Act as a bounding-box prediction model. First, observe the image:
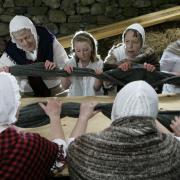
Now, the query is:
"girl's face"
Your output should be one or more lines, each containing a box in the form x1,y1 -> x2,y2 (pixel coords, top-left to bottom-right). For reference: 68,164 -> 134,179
12,29 -> 36,52
74,41 -> 92,62
124,30 -> 142,58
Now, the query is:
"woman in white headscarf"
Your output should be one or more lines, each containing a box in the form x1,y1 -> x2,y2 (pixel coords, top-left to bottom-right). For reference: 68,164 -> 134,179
0,15 -> 69,97
0,72 -> 67,179
104,23 -> 159,72
67,80 -> 180,180
160,40 -> 180,93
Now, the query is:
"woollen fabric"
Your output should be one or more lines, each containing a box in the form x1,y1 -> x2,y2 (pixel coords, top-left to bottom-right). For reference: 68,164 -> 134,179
111,80 -> 158,121
67,116 -> 180,180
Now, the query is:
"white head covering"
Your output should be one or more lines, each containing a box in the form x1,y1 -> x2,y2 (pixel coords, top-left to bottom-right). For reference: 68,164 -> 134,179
122,23 -> 145,46
0,72 -> 21,126
9,15 -> 37,50
111,80 -> 158,121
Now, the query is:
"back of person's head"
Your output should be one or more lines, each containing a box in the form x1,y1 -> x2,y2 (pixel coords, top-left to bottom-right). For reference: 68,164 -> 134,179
0,72 -> 20,125
71,30 -> 99,62
122,23 -> 145,47
111,80 -> 158,121
9,15 -> 37,49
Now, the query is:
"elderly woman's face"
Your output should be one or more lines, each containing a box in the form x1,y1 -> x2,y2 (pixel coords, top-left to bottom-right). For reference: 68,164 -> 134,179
124,30 -> 142,58
12,29 -> 36,52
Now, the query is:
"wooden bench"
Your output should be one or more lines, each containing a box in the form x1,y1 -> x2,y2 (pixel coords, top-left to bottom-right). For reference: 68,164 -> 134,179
58,6 -> 180,48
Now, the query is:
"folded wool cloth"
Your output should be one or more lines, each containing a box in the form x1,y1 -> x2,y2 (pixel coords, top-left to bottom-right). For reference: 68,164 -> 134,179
15,102 -> 112,128
16,102 -> 180,129
9,62 -> 180,88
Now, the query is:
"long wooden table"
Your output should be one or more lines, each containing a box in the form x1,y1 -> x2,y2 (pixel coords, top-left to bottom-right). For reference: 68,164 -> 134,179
20,94 -> 180,176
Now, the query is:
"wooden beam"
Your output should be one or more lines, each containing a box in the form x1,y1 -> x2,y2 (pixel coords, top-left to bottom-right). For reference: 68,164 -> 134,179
58,6 -> 180,48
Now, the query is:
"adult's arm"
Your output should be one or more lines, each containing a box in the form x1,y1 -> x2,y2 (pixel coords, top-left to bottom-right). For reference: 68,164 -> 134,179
39,100 -> 67,171
39,99 -> 65,141
70,102 -> 99,139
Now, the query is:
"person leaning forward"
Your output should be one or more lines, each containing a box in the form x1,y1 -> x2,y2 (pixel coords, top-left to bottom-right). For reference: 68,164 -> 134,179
0,15 -> 69,97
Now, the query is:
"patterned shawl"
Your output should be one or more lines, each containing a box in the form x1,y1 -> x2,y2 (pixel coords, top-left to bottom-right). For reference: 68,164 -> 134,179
68,116 -> 180,180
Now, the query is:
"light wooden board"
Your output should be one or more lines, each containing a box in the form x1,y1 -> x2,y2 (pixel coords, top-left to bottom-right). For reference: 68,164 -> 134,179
58,6 -> 180,48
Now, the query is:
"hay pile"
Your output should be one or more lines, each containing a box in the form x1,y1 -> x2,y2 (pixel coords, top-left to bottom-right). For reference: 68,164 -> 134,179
146,27 -> 180,58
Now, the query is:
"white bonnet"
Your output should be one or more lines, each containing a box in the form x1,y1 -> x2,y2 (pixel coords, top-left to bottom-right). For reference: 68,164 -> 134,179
122,23 -> 145,46
111,80 -> 158,121
0,72 -> 21,125
9,15 -> 37,49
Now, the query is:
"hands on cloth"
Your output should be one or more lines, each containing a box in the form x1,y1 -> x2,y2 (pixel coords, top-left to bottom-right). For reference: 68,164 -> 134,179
39,99 -> 65,140
44,60 -> 56,70
70,102 -> 100,139
0,66 -> 9,72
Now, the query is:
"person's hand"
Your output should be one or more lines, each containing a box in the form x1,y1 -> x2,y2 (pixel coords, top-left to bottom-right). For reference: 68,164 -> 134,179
44,60 -> 56,70
118,61 -> 131,71
0,66 -> 9,72
64,65 -> 73,74
144,63 -> 155,72
79,102 -> 99,121
95,68 -> 103,75
170,116 -> 180,137
39,99 -> 62,119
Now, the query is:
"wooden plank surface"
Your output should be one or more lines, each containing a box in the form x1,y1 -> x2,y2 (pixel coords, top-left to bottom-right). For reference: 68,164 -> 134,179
58,6 -> 180,48
20,94 -> 180,176
20,96 -> 114,139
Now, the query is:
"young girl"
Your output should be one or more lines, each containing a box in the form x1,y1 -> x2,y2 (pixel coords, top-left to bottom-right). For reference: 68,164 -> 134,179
103,23 -> 160,94
62,31 -> 104,96
104,23 -> 159,71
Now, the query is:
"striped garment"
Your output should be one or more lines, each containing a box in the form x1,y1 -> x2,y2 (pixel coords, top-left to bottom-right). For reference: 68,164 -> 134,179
68,116 -> 180,180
